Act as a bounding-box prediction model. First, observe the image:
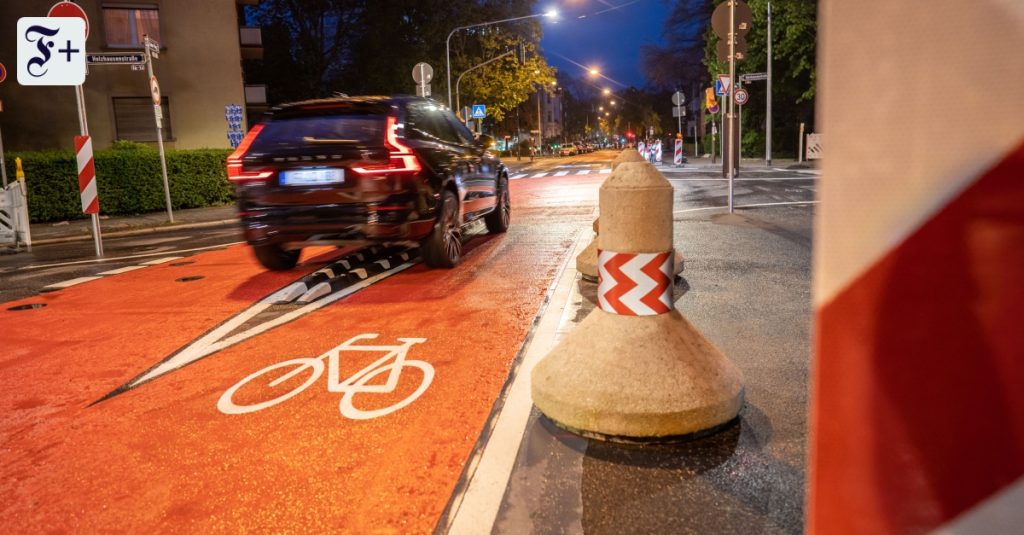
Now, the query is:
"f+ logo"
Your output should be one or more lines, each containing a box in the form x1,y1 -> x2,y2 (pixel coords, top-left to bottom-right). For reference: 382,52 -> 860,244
17,17 -> 86,86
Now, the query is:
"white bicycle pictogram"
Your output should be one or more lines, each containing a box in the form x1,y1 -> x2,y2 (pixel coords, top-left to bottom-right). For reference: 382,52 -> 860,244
217,333 -> 434,420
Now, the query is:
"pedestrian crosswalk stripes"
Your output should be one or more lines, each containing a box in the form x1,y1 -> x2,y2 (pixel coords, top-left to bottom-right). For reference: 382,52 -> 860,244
507,168 -> 611,180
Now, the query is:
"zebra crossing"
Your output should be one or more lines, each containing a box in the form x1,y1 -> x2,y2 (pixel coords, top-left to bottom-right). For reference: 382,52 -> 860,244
510,167 -> 612,180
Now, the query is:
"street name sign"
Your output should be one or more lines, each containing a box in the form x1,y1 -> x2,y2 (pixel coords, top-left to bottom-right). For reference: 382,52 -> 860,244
87,53 -> 145,65
742,72 -> 768,82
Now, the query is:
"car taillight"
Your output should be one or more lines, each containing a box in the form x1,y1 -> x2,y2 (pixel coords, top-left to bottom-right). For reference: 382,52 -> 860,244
351,116 -> 422,175
226,124 -> 274,183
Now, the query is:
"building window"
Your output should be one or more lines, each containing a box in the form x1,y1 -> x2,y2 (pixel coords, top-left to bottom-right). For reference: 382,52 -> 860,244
112,97 -> 172,142
103,6 -> 160,47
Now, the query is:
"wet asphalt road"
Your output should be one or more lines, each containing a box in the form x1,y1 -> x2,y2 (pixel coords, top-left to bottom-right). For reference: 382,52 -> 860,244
0,223 -> 243,303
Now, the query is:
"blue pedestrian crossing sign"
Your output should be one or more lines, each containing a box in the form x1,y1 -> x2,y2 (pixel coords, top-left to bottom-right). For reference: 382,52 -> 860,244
471,104 -> 486,119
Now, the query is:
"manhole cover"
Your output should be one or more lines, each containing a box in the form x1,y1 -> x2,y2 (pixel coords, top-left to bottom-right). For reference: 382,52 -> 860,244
176,276 -> 204,283
8,303 -> 47,311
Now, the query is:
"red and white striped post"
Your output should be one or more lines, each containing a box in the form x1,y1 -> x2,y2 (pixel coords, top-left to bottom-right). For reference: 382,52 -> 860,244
810,1 -> 1024,532
673,138 -> 683,166
74,133 -> 102,255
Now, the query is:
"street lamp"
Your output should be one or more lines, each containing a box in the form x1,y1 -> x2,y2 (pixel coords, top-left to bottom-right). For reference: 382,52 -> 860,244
602,88 -> 611,95
446,10 -> 558,108
588,68 -> 600,76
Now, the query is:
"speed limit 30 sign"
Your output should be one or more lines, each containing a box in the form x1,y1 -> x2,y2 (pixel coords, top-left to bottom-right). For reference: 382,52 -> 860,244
734,87 -> 749,106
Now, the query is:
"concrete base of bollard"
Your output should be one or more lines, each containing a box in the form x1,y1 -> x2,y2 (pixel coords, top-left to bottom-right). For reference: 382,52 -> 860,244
576,240 -> 599,281
531,309 -> 744,438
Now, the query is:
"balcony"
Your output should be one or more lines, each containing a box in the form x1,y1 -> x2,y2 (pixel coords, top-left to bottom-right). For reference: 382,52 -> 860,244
239,27 -> 263,60
245,85 -> 267,105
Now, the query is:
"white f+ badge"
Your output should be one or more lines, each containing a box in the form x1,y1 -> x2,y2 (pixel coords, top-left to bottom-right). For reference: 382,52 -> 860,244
17,17 -> 86,86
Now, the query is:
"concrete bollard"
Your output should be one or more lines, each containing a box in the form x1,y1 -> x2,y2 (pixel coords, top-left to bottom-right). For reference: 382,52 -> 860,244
533,161 -> 744,439
577,150 -> 650,281
577,151 -> 684,282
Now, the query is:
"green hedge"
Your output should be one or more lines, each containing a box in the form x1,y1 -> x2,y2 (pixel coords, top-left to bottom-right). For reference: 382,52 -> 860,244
3,144 -> 234,223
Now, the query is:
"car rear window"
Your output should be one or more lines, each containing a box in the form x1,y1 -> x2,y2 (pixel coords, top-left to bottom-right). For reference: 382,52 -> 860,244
249,115 -> 385,152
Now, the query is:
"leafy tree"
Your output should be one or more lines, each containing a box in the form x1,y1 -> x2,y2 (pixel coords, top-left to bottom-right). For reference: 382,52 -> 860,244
641,0 -> 713,92
703,0 -> 817,157
247,0 -> 555,123
244,0 -> 364,102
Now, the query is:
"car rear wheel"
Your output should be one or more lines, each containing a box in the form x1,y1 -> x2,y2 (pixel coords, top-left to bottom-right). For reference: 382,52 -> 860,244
253,244 -> 301,271
421,190 -> 461,268
485,176 -> 510,234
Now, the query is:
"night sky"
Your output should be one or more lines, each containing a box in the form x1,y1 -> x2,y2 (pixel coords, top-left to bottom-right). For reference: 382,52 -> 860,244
540,0 -> 672,89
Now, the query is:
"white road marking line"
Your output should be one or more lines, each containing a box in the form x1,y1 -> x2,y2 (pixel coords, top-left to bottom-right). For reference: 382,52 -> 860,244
510,173 -> 527,179
14,242 -> 244,271
577,170 -> 590,175
530,172 -> 548,178
121,261 -> 418,390
671,200 -> 819,215
444,230 -> 588,535
43,276 -> 104,290
599,168 -> 612,174
139,256 -> 184,266
97,265 -> 148,275
554,171 -> 570,176
668,176 -> 817,182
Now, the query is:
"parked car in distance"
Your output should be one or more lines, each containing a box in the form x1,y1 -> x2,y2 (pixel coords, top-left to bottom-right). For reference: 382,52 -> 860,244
227,96 -> 511,271
558,143 -> 577,156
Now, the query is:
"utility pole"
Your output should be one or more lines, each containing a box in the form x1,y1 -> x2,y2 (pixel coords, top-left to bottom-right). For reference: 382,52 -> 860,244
727,0 -> 736,212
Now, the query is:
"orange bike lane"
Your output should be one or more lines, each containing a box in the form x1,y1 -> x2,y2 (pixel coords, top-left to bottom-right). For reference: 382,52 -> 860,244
0,175 -> 600,533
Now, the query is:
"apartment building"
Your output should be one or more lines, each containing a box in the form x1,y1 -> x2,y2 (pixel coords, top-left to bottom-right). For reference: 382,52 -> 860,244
0,0 -> 264,151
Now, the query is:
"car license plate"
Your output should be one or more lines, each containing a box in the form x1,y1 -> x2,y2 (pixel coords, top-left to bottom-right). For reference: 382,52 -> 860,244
280,168 -> 345,186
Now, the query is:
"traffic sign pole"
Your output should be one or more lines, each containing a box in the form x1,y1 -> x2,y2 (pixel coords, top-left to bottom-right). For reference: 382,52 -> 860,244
728,0 -> 736,212
75,83 -> 102,257
767,1 -> 773,167
144,35 -> 173,223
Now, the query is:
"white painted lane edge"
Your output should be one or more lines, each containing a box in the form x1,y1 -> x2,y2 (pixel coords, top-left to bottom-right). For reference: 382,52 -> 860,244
445,229 -> 589,535
139,256 -> 184,266
97,265 -> 148,275
43,276 -> 104,290
530,172 -> 548,178
671,200 -> 819,216
554,171 -> 570,176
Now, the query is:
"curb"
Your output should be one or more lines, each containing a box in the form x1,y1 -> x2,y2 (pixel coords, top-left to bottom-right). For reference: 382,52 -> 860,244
29,218 -> 238,246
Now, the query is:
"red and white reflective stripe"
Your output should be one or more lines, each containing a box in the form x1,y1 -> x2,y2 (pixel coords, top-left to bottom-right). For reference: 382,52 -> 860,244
75,135 -> 98,214
674,140 -> 683,164
597,250 -> 672,315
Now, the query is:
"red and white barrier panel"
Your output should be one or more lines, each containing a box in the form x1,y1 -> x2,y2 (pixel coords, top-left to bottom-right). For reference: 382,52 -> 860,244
597,250 -> 672,315
811,1 -> 1024,533
674,139 -> 683,165
75,135 -> 98,214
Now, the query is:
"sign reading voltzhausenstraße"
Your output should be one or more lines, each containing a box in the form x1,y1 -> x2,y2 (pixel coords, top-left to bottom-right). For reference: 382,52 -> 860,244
742,72 -> 768,82
87,53 -> 145,65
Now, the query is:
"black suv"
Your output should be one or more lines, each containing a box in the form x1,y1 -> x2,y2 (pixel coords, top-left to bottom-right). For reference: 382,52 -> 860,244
227,96 -> 511,270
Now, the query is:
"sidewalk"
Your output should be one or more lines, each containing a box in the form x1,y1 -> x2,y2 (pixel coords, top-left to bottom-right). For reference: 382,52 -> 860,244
22,204 -> 238,245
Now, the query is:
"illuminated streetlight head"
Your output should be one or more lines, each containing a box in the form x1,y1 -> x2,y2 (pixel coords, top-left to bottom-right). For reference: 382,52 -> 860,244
545,9 -> 558,18
588,68 -> 600,76
599,106 -> 604,111
602,88 -> 611,95
610,100 -> 616,105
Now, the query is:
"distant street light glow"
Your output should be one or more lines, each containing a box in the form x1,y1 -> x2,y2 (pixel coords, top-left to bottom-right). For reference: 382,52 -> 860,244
603,88 -> 611,95
589,68 -> 600,76
545,9 -> 559,18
